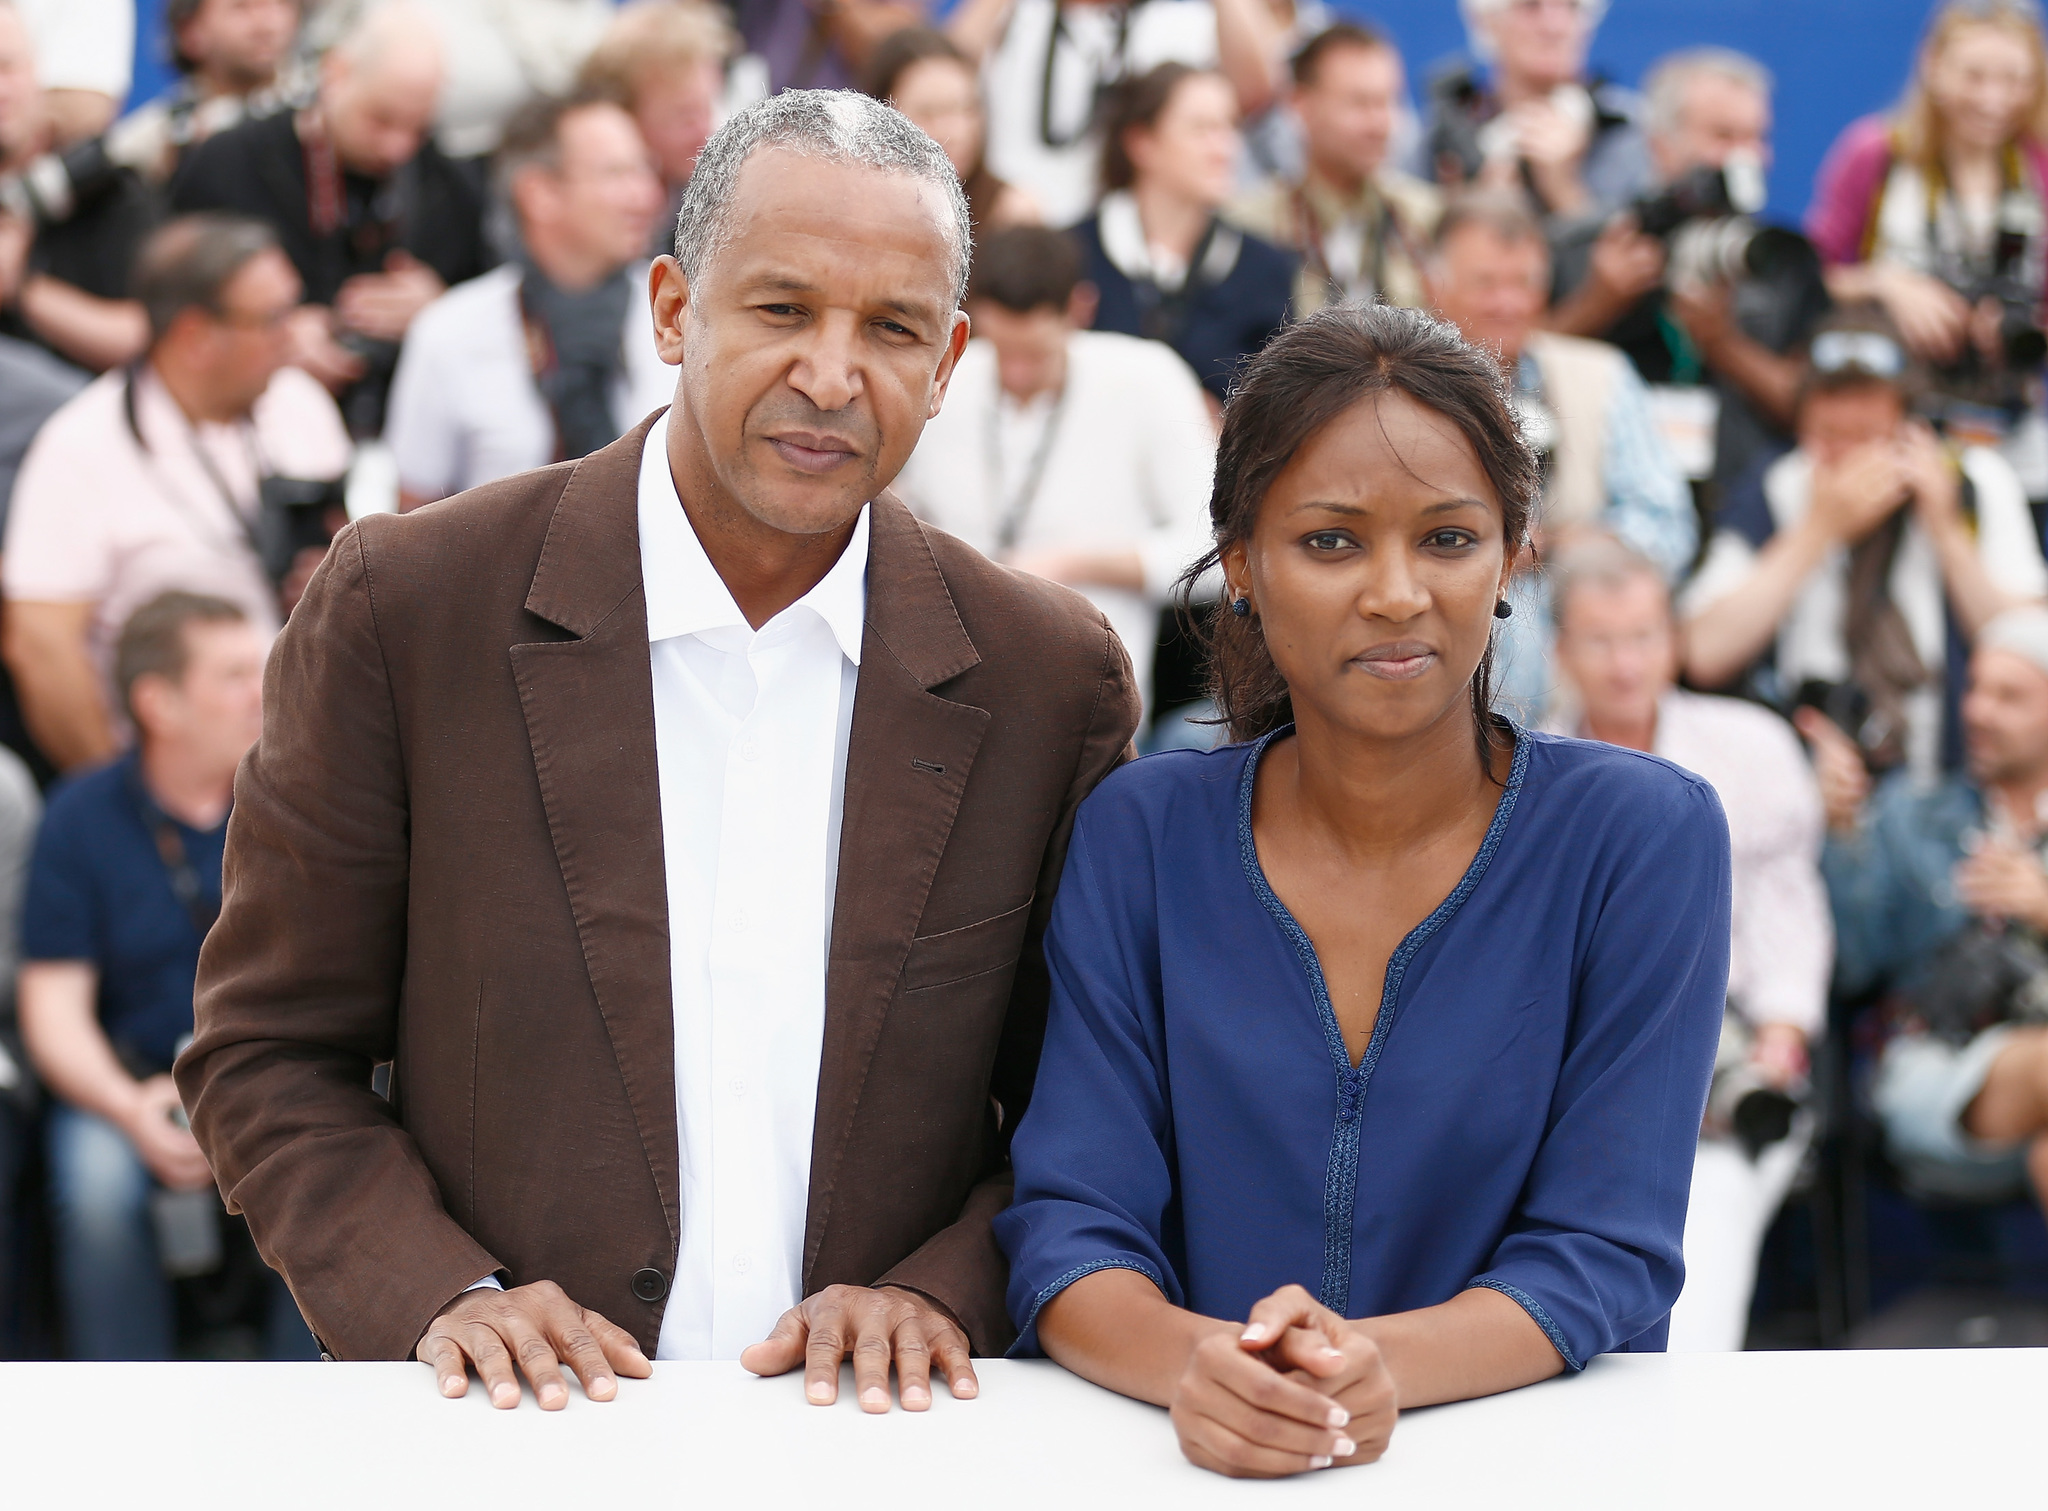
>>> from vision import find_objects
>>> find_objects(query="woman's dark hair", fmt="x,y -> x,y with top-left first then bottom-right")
864,26 -> 1010,234
1179,304 -> 1540,765
1099,62 -> 1207,193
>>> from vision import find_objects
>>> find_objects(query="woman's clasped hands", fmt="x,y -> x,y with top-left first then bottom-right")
1169,1284 -> 1398,1478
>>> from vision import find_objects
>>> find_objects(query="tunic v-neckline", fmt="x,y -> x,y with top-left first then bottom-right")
1234,724 -> 1530,1313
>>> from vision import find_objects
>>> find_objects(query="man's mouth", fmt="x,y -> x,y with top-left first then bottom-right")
766,433 -> 859,474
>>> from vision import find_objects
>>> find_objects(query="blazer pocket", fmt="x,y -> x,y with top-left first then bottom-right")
901,897 -> 1036,993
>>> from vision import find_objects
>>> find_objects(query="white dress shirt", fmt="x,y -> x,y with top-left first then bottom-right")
639,411 -> 867,1359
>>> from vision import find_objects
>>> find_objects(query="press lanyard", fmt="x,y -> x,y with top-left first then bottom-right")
984,380 -> 1070,556
1038,0 -> 1141,149
125,762 -> 221,938
120,365 -> 269,572
1292,185 -> 1393,306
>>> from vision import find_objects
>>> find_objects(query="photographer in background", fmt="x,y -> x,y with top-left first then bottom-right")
1683,311 -> 2047,783
1811,609 -> 2048,1214
1421,0 -> 1652,223
171,2 -> 492,435
1548,537 -> 1829,1352
116,0 -> 307,188
1809,0 -> 2048,497
1,215 -> 349,773
19,591 -> 313,1361
1548,48 -> 1830,503
0,0 -> 158,373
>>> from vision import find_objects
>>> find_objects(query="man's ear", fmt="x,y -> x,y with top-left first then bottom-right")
649,256 -> 688,366
1066,281 -> 1099,331
927,307 -> 971,420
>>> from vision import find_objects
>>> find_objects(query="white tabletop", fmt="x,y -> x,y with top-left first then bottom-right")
4,1350 -> 2036,1508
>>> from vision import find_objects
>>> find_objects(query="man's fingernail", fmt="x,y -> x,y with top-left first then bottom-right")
589,1376 -> 616,1398
540,1384 -> 564,1406
1328,1405 -> 1349,1428
1321,1347 -> 1343,1361
491,1383 -> 516,1405
441,1375 -> 462,1396
1334,1437 -> 1356,1457
953,1376 -> 978,1397
807,1381 -> 833,1402
903,1387 -> 930,1406
861,1387 -> 887,1407
1310,1456 -> 1333,1471
1240,1323 -> 1269,1343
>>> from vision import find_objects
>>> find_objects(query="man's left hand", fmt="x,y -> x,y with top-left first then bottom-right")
334,251 -> 444,342
740,1284 -> 978,1413
1954,842 -> 2048,933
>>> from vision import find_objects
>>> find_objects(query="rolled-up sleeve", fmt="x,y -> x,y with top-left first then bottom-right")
993,806 -> 1179,1354
1467,778 -> 1731,1367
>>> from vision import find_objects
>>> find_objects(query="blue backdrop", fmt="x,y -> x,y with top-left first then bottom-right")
1355,0 -> 1942,223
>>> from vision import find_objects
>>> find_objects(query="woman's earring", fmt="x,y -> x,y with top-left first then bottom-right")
1493,598 -> 1514,620
1230,596 -> 1252,617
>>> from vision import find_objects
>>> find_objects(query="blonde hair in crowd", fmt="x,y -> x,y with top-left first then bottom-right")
578,0 -> 735,110
1895,0 -> 2048,172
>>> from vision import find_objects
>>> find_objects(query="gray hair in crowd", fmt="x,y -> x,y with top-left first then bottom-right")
673,89 -> 972,307
1459,0 -> 1608,61
1979,605 -> 2048,682
1643,47 -> 1774,140
132,212 -> 282,343
1548,533 -> 1670,631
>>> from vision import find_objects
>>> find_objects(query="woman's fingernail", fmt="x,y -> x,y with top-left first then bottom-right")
1241,1323 -> 1269,1343
1327,1405 -> 1350,1428
1333,1437 -> 1356,1457
1310,1456 -> 1333,1470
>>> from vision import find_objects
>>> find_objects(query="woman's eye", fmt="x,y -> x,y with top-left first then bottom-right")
1424,530 -> 1475,549
1305,532 -> 1351,552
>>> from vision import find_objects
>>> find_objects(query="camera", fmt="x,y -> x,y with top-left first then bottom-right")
1962,269 -> 2048,370
1704,1010 -> 1801,1160
0,111 -> 162,227
1626,151 -> 1823,292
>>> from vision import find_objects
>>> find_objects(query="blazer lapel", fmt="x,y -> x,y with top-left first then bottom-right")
510,415 -> 680,1248
805,494 -> 988,1283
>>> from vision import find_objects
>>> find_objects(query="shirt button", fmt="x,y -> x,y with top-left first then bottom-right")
741,742 -> 759,763
729,1077 -> 747,1098
631,1267 -> 669,1302
733,1253 -> 753,1276
732,911 -> 751,932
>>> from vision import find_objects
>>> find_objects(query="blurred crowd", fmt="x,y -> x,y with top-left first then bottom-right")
6,0 -> 2048,1361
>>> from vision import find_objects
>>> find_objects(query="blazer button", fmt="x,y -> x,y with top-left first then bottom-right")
632,1267 -> 669,1302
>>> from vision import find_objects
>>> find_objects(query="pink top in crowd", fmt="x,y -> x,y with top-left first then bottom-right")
1804,112 -> 2048,266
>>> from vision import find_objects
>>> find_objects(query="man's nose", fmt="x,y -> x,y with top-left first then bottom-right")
787,316 -> 862,413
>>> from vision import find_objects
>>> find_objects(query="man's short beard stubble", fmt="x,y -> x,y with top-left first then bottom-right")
732,388 -> 884,534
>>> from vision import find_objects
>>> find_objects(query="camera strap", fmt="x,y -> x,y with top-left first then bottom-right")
120,364 -> 270,574
1290,183 -> 1399,306
123,759 -> 221,940
983,378 -> 1071,557
1037,0 -> 1145,150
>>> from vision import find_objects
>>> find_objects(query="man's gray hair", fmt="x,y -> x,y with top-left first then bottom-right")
1548,534 -> 1670,630
1458,0 -> 1608,62
673,89 -> 973,307
1643,47 -> 1774,141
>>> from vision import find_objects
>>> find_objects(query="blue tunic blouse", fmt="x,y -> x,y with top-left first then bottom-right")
994,728 -> 1731,1368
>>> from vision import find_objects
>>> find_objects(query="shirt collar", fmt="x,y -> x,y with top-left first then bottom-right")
636,408 -> 868,664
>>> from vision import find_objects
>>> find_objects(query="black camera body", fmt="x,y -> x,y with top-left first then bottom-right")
1625,156 -> 1824,294
0,136 -> 128,228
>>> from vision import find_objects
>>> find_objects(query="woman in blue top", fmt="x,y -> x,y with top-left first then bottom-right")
993,304 -> 1731,1477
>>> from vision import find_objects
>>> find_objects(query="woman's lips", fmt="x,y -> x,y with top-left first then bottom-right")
766,435 -> 858,474
1353,642 -> 1437,681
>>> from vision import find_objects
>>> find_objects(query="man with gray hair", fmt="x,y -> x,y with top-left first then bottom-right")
177,89 -> 1139,1414
1548,45 -> 1829,500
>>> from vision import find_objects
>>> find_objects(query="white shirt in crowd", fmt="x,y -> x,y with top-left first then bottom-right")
385,263 -> 676,502
2,365 -> 350,682
981,0 -> 1219,227
891,330 -> 1215,703
1683,445 -> 2048,781
15,0 -> 133,101
640,409 -> 863,1360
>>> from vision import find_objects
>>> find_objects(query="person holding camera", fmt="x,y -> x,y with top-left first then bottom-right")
1547,48 -> 1829,503
169,3 -> 492,436
1420,0 -> 1652,225
0,215 -> 349,774
0,0 -> 160,374
1546,535 -> 1828,1351
1809,607 -> 2048,1212
18,591 -> 315,1361
1683,311 -> 2048,782
1808,0 -> 2048,494
114,0 -> 307,190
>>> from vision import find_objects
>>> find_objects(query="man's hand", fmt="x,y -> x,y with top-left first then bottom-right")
285,305 -> 368,389
417,1280 -> 652,1411
1750,1022 -> 1811,1090
334,251 -> 444,343
1170,1284 -> 1396,1479
0,213 -> 30,306
120,1073 -> 214,1190
1898,421 -> 1963,533
1669,277 -> 1735,352
1589,219 -> 1667,306
1793,707 -> 1871,834
1807,441 -> 1908,547
1871,263 -> 1972,364
740,1284 -> 978,1413
1955,842 -> 2048,933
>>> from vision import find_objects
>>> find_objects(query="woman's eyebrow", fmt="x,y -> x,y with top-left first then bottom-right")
1287,496 -> 1489,517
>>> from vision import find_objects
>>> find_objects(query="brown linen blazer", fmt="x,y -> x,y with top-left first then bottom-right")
176,414 -> 1140,1362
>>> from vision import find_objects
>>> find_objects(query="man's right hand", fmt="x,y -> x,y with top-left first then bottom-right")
1806,442 -> 1908,548
1793,707 -> 1870,835
417,1280 -> 652,1411
120,1073 -> 214,1190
